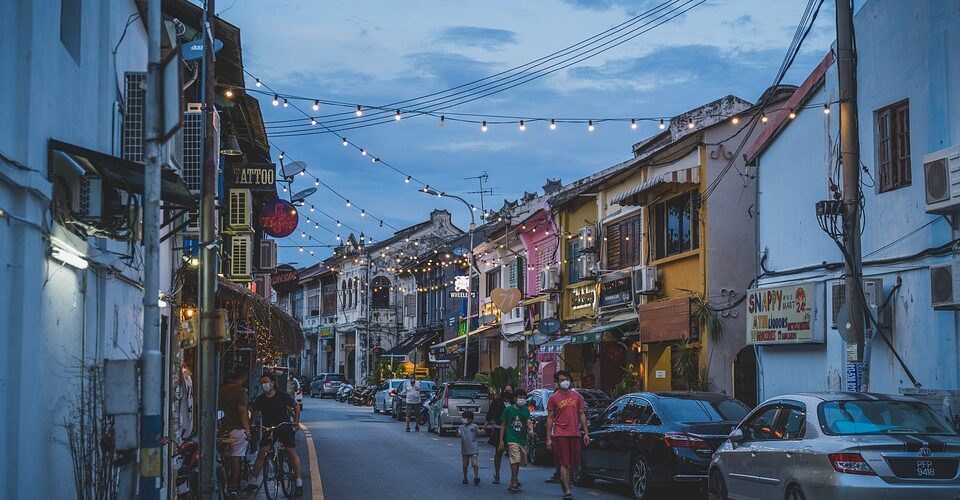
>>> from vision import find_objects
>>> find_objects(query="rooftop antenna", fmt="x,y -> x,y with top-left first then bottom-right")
464,171 -> 495,214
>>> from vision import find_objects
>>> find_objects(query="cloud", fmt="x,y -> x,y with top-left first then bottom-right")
436,26 -> 518,50
560,0 -> 660,11
402,52 -> 499,88
424,140 -> 521,153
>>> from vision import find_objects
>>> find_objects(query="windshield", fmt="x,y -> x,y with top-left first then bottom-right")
417,381 -> 436,392
819,400 -> 957,436
661,397 -> 750,423
325,374 -> 345,381
390,381 -> 403,389
579,391 -> 611,407
448,385 -> 488,399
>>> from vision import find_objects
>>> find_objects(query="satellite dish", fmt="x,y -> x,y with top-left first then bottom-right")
528,333 -> 551,346
290,187 -> 317,204
538,318 -> 561,335
281,161 -> 307,179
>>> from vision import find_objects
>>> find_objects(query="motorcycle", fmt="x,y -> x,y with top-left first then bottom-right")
336,384 -> 354,402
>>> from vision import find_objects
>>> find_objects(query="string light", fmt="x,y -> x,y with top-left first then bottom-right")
440,115 -> 445,126
395,109 -> 402,121
760,112 -> 768,123
225,89 -> 234,98
360,209 -> 366,217
346,200 -> 351,207
823,103 -> 831,114
630,118 -> 637,129
272,94 -> 279,106
312,100 -> 320,111
481,121 -> 488,132
310,117 -> 317,126
372,157 -> 379,163
687,120 -> 695,129
423,185 -> 429,193
278,151 -> 285,160
731,116 -> 740,125
282,98 -> 289,108
255,78 -> 262,87
789,109 -> 797,119
659,118 -> 666,130
405,176 -> 411,183
587,120 -> 595,132
360,148 -> 367,156
437,191 -> 443,198
550,119 -> 557,130
519,120 -> 526,132
342,138 -> 348,146
336,221 -> 341,227
355,105 -> 363,117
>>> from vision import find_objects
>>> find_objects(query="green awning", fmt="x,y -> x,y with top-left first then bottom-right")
568,319 -> 637,344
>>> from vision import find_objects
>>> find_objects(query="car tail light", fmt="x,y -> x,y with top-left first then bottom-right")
443,391 -> 450,409
828,453 -> 875,475
389,390 -> 395,398
325,382 -> 332,386
663,432 -> 709,449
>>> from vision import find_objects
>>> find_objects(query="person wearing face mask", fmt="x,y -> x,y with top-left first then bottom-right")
485,384 -> 513,484
499,389 -> 534,494
245,372 -> 304,496
546,371 -> 590,500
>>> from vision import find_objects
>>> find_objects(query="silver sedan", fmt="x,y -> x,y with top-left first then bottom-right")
708,392 -> 960,500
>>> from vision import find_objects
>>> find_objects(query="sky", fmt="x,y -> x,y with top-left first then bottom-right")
217,0 -> 838,266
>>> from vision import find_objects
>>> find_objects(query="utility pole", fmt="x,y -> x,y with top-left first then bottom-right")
198,0 -> 220,496
836,0 -> 867,390
139,0 -> 162,498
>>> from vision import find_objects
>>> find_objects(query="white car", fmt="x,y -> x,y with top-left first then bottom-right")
708,392 -> 960,500
373,379 -> 406,414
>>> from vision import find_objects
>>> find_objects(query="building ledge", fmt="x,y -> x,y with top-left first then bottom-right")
650,248 -> 699,266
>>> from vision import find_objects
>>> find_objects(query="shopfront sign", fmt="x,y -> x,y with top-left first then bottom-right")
227,163 -> 276,191
599,275 -> 632,308
271,264 -> 300,294
259,199 -> 298,238
318,326 -> 334,339
571,284 -> 596,310
747,283 -> 822,344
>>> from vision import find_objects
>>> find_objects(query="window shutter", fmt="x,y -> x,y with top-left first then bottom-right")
230,235 -> 251,278
122,73 -> 146,163
182,105 -> 203,192
606,222 -> 622,269
228,189 -> 251,228
507,259 -> 519,288
568,239 -> 581,284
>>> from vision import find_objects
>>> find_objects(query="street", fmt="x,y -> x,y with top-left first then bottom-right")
300,397 -> 703,500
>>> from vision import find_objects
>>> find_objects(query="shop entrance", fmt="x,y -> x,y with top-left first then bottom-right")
733,346 -> 758,408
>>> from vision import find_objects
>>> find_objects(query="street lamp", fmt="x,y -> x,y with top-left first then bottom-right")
422,189 -> 476,379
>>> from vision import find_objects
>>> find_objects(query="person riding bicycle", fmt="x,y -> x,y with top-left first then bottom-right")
245,372 -> 304,497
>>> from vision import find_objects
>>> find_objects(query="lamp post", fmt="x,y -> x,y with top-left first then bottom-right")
422,190 -> 476,379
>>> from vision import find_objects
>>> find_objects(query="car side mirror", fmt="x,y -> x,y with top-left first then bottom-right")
729,428 -> 744,447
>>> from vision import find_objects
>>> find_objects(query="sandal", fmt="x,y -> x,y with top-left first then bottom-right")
406,428 -> 411,432
508,485 -> 520,494
563,493 -> 573,499
492,476 -> 500,484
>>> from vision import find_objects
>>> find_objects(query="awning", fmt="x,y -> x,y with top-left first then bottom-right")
429,348 -> 462,364
568,319 -> 638,344
519,294 -> 551,306
380,330 -> 439,359
215,276 -> 305,354
610,167 -> 699,207
540,336 -> 571,354
49,139 -> 198,208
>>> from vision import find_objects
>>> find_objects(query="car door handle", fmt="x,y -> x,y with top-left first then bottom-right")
785,452 -> 793,458
750,452 -> 757,457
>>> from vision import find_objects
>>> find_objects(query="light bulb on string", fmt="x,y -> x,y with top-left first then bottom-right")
731,116 -> 740,125
372,157 -> 379,163
346,200 -> 351,207
314,180 -> 319,186
225,89 -> 234,98
309,206 -> 314,212
299,169 -> 305,176
823,103 -> 831,114
588,120 -> 595,132
659,119 -> 666,130
360,210 -> 366,217
355,105 -> 363,117
278,151 -> 285,160
360,148 -> 367,156
687,120 -> 695,129
437,192 -> 443,198
272,94 -> 279,106
395,109 -> 402,121
299,246 -> 304,252
760,112 -> 768,124
336,234 -> 341,240
336,221 -> 341,227
282,186 -> 287,192
631,119 -> 638,129
405,176 -> 411,183
789,109 -> 797,119
519,120 -> 526,132
255,78 -> 262,88
282,98 -> 289,108
550,119 -> 557,130
312,100 -> 320,111
439,115 -> 445,126
342,138 -> 348,146
481,121 -> 488,132
310,117 -> 317,126
423,185 -> 429,193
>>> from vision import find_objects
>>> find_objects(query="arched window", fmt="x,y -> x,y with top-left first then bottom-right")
371,276 -> 391,309
341,281 -> 347,308
354,278 -> 361,307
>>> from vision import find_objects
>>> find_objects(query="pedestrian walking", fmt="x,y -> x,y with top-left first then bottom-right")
458,410 -> 484,485
485,383 -> 513,484
218,368 -> 251,495
245,372 -> 305,497
499,389 -> 533,494
545,371 -> 590,500
404,373 -> 422,432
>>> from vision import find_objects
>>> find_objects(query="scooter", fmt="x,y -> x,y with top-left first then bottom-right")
336,384 -> 354,402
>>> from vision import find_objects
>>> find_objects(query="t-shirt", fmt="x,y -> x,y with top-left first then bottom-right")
218,382 -> 248,432
547,389 -> 585,437
501,405 -> 531,445
459,423 -> 480,455
404,381 -> 421,404
251,391 -> 296,427
486,399 -> 506,426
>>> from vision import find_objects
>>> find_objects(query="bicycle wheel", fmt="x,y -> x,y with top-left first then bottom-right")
262,453 -> 281,500
278,452 -> 295,498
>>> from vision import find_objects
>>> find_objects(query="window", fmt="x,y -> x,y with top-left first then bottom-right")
600,398 -> 629,426
605,214 -> 642,270
506,257 -> 526,291
818,400 -> 956,436
620,398 -> 655,425
485,269 -> 501,296
652,191 -> 699,260
371,276 -> 391,309
293,289 -> 304,320
60,0 -> 81,63
322,282 -> 337,315
741,406 -> 781,441
776,405 -> 807,440
567,239 -> 581,284
876,101 -> 911,192
307,287 -> 320,317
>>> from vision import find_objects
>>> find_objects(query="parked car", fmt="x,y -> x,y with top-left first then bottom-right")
427,381 -> 491,436
526,388 -> 613,464
392,380 -> 437,420
310,373 -> 347,398
373,379 -> 407,414
574,391 -> 750,499
707,392 -> 960,500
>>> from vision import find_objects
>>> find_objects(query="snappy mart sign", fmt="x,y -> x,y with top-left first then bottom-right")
747,282 -> 824,345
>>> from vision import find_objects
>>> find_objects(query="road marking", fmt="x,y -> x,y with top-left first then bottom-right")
300,423 -> 324,500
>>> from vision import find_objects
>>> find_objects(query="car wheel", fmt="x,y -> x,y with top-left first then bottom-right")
785,484 -> 806,500
572,461 -> 594,487
707,469 -> 727,500
630,454 -> 653,500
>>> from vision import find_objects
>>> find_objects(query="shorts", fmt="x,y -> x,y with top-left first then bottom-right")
551,435 -> 582,468
259,424 -> 296,449
226,429 -> 248,457
461,454 -> 478,468
507,443 -> 527,466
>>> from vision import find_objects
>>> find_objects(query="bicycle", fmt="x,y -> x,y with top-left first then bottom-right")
260,422 -> 296,499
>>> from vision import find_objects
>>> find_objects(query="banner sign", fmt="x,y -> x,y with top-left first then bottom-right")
599,275 -> 632,308
571,285 -> 596,310
747,283 -> 822,344
227,163 -> 277,191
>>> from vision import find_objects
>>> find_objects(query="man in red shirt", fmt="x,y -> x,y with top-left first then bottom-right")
546,370 -> 590,499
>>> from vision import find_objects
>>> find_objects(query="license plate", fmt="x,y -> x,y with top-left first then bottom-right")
887,458 -> 959,479
458,405 -> 479,412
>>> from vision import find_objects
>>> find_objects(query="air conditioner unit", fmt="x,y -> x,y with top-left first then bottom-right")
633,266 -> 658,295
541,299 -> 556,319
253,274 -> 270,298
578,253 -> 598,278
578,226 -> 597,252
830,278 -> 888,328
931,262 -> 960,309
161,127 -> 184,174
924,145 -> 960,214
182,104 -> 204,193
121,72 -> 146,163
229,235 -> 252,280
182,208 -> 200,234
538,268 -> 559,290
260,239 -> 277,270
226,189 -> 252,231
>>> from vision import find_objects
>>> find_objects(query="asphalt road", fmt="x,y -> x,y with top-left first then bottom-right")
301,397 -> 705,500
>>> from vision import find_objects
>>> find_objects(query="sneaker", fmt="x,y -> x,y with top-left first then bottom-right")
492,476 -> 500,484
295,484 -> 303,497
474,477 -> 480,485
462,478 -> 469,484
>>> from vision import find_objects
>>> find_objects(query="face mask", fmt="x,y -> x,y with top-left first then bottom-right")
262,382 -> 272,392
462,418 -> 470,424
559,380 -> 572,390
517,398 -> 527,406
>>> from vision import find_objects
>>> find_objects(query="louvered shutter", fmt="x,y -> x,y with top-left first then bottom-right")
122,73 -> 146,162
230,236 -> 251,278
507,259 -> 519,288
568,239 -> 581,284
605,222 -> 622,269
228,189 -> 251,228
182,105 -> 203,192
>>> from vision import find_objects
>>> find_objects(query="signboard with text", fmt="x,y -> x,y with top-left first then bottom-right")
598,274 -> 632,308
747,283 -> 823,344
226,163 -> 277,191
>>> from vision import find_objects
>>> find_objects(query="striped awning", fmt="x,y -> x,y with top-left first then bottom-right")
611,167 -> 700,206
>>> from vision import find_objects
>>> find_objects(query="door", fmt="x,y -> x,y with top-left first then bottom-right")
754,403 -> 806,499
585,397 -> 628,477
724,404 -> 781,500
733,347 -> 758,408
